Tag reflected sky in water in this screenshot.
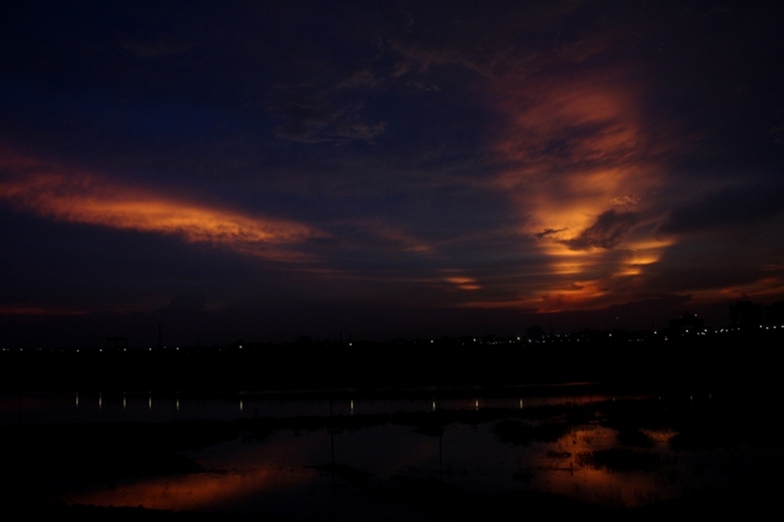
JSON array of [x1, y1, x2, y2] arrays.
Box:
[[4, 388, 782, 519]]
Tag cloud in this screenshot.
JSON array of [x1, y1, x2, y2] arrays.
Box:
[[485, 70, 668, 309], [559, 210, 640, 251], [645, 262, 784, 305], [0, 152, 322, 262], [361, 6, 676, 314], [337, 219, 434, 254], [610, 194, 641, 207], [440, 269, 482, 291], [337, 68, 382, 90], [442, 276, 481, 291], [661, 182, 784, 234], [272, 96, 385, 144], [534, 227, 566, 239]]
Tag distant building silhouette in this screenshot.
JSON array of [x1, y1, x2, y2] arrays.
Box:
[[763, 301, 784, 325], [730, 299, 764, 327], [106, 336, 127, 351], [668, 312, 704, 334], [526, 325, 544, 340]]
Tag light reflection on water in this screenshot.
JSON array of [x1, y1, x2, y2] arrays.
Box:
[[1, 387, 618, 425], [3, 387, 779, 518], [531, 425, 666, 506], [73, 465, 320, 514]]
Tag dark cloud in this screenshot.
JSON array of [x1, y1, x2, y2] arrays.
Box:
[[559, 210, 639, 251], [272, 95, 385, 145], [661, 182, 784, 234], [650, 264, 782, 295], [534, 228, 566, 239]]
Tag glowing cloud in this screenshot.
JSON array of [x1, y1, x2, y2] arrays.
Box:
[[559, 210, 640, 252], [487, 70, 672, 311], [372, 224, 434, 253], [0, 153, 322, 261], [442, 275, 482, 291]]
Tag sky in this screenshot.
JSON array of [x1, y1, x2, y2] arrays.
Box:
[[2, 1, 784, 347]]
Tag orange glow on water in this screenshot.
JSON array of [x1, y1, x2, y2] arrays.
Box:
[[537, 426, 671, 508], [69, 466, 317, 512]]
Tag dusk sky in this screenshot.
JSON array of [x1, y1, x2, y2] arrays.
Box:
[[2, 1, 783, 347]]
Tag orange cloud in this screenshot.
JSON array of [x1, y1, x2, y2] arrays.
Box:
[[373, 224, 434, 253], [459, 279, 608, 313], [485, 70, 672, 311], [442, 275, 482, 291], [0, 152, 322, 262], [687, 275, 784, 305]]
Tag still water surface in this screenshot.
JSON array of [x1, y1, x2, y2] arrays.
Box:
[[2, 386, 778, 519]]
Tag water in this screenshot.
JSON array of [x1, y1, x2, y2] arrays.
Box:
[[2, 387, 780, 519]]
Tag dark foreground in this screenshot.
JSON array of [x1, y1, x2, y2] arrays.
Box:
[[3, 387, 783, 521], [21, 485, 784, 521], [2, 329, 782, 393], [2, 331, 783, 519]]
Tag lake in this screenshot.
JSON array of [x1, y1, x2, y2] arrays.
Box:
[[3, 384, 781, 519]]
